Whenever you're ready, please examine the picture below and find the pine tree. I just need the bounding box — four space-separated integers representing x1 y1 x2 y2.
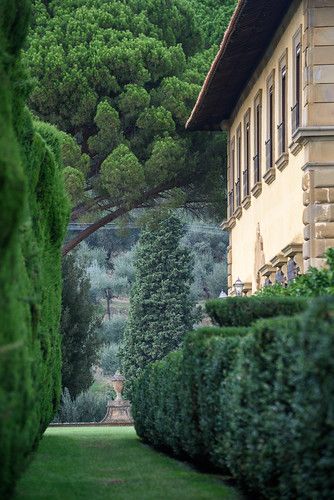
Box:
26 1 229 254
120 215 195 386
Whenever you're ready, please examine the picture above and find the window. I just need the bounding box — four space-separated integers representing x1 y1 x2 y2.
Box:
236 125 241 207
243 110 251 198
278 51 288 155
228 137 235 217
265 72 275 169
292 28 302 132
253 92 262 184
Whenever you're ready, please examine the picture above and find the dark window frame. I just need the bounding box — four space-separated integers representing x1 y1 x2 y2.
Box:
243 110 251 198
278 51 288 156
228 137 235 217
253 92 262 184
292 28 302 133
265 72 275 170
236 125 242 207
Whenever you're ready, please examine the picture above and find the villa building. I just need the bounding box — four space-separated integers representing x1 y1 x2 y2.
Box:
187 0 334 295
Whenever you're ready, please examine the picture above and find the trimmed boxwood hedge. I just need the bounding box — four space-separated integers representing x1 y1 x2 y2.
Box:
0 2 68 496
133 296 334 499
205 295 307 327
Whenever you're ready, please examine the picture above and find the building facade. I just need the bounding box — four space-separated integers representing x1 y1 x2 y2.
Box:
187 0 334 295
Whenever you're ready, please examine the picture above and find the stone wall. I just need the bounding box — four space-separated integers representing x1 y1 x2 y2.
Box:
303 168 334 270
301 0 334 270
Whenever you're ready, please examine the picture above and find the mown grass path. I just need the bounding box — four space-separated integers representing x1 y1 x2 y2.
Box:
14 427 241 500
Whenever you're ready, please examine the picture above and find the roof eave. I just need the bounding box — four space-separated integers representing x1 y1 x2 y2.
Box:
185 0 246 131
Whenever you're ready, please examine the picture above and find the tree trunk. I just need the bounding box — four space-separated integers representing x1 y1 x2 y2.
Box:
62 180 183 255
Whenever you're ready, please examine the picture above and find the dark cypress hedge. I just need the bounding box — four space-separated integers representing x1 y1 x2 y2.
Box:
178 326 249 464
132 326 249 460
0 2 68 496
133 296 334 499
132 350 185 454
206 295 307 327
220 315 302 497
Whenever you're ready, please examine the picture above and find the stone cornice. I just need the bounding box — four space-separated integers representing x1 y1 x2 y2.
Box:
221 216 236 231
275 152 289 171
302 162 334 171
234 206 242 219
259 263 276 277
242 195 251 210
289 139 303 156
282 243 303 257
292 126 334 144
251 182 262 198
270 253 288 267
263 167 276 185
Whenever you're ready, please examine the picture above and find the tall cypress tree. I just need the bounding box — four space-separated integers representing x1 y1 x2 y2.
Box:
61 255 102 397
120 215 195 385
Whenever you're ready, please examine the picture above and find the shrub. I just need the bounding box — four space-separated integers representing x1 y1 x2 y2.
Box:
205 296 307 327
53 388 78 423
133 297 334 499
0 2 68 495
54 388 108 423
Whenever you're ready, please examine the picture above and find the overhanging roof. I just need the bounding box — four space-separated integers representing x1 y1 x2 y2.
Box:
186 0 294 131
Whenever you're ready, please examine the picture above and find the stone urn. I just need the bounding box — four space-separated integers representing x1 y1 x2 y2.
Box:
100 371 133 425
112 371 125 400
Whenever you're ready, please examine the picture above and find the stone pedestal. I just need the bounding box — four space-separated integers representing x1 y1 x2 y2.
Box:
100 398 133 425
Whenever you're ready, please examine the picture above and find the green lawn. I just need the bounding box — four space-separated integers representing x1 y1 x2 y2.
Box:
14 427 241 500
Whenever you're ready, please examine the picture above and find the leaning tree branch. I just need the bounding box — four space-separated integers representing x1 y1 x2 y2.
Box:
63 205 129 255
62 179 185 255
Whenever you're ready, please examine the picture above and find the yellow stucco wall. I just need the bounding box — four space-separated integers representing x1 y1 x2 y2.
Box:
226 1 306 292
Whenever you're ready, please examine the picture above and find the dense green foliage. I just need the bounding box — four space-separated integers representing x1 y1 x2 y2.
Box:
258 248 334 297
188 0 237 46
0 1 68 495
120 215 195 387
26 0 232 253
206 296 307 326
61 255 103 397
133 296 334 498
